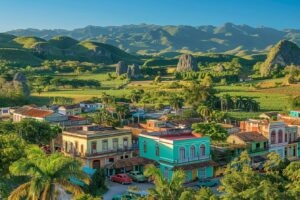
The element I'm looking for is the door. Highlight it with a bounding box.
[192,169,198,180]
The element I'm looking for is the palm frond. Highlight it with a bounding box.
[8,182,31,200]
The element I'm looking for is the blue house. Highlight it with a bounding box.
[139,130,217,182]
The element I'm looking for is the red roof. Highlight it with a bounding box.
[68,115,86,121]
[22,108,53,118]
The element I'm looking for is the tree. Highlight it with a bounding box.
[284,161,300,198]
[192,122,228,141]
[143,164,189,200]
[0,134,26,178]
[197,105,211,122]
[201,74,213,87]
[74,194,102,200]
[194,187,219,200]
[169,95,184,114]
[16,119,60,145]
[115,103,130,124]
[93,108,117,127]
[8,146,90,200]
[84,168,107,197]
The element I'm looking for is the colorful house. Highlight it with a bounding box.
[62,125,144,175]
[227,131,269,157]
[79,101,102,113]
[290,110,300,118]
[240,119,287,158]
[13,106,68,122]
[139,130,217,182]
[58,104,82,116]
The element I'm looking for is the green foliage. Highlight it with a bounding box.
[84,168,107,197]
[93,108,118,127]
[8,146,90,199]
[192,122,228,141]
[16,119,60,145]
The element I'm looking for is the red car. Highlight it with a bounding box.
[110,173,132,184]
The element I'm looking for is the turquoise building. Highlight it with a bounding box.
[290,110,300,118]
[139,130,216,182]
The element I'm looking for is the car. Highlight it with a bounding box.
[110,173,132,184]
[112,190,148,200]
[128,171,147,182]
[198,178,219,187]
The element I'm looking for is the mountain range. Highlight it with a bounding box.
[5,23,300,54]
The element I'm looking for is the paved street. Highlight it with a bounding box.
[103,181,154,200]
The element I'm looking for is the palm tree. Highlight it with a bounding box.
[8,146,90,200]
[197,105,211,122]
[169,95,183,115]
[143,164,189,200]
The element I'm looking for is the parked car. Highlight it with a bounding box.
[112,190,148,200]
[198,178,219,187]
[110,173,132,184]
[128,171,147,182]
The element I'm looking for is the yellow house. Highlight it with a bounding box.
[62,125,134,169]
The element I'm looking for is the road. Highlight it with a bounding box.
[103,181,154,200]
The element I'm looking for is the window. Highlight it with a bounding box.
[190,145,196,158]
[278,130,283,143]
[155,143,160,156]
[125,155,129,158]
[164,167,169,179]
[108,158,114,163]
[271,131,276,144]
[75,141,78,151]
[264,142,267,149]
[199,168,206,180]
[256,143,260,149]
[80,144,84,154]
[113,138,118,150]
[91,141,97,153]
[200,144,206,157]
[64,141,68,152]
[179,147,186,161]
[123,137,128,149]
[285,133,288,143]
[143,141,147,153]
[102,140,108,151]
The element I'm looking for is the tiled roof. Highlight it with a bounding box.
[14,106,54,118]
[233,131,268,142]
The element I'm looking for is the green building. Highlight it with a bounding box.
[139,130,217,182]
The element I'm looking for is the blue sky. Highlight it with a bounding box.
[0,0,299,32]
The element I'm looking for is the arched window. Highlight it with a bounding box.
[155,143,159,156]
[200,144,206,157]
[179,147,186,161]
[143,141,147,153]
[190,145,196,158]
[278,130,283,143]
[271,130,276,144]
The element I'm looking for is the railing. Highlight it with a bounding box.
[249,147,269,154]
[64,146,139,158]
[172,155,211,164]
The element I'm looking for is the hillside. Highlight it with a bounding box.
[0,33,139,66]
[260,40,300,76]
[6,23,300,54]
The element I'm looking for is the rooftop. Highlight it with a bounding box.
[232,131,268,142]
[63,125,131,138]
[14,106,54,118]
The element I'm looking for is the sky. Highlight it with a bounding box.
[0,0,299,32]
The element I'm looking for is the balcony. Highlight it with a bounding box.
[64,146,139,158]
[173,155,211,164]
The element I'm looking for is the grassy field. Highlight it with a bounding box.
[31,74,300,120]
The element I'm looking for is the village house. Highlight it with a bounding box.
[79,101,102,113]
[226,131,269,168]
[139,129,217,182]
[240,119,296,159]
[13,106,68,122]
[58,104,82,116]
[0,107,11,120]
[62,125,147,176]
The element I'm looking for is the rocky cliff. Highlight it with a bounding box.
[116,61,128,76]
[176,54,198,72]
[261,40,300,76]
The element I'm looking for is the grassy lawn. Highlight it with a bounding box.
[32,88,131,103]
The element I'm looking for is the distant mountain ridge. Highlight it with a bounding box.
[5,23,300,54]
[0,33,139,65]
